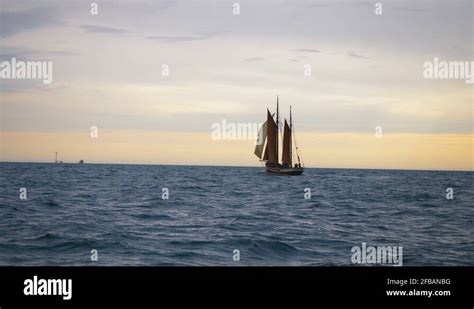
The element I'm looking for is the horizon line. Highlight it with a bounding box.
[1,160,472,173]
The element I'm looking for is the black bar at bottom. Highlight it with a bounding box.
[0,267,472,306]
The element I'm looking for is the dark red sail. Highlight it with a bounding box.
[282,119,292,166]
[266,109,278,164]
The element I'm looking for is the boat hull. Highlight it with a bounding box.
[265,165,304,176]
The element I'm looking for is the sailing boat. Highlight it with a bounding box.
[254,96,304,175]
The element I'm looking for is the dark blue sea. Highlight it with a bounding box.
[0,162,472,266]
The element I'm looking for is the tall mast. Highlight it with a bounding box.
[290,105,292,165]
[290,105,292,129]
[55,152,58,164]
[276,95,279,164]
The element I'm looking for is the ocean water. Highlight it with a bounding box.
[0,162,472,266]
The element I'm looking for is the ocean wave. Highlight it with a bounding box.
[0,163,472,266]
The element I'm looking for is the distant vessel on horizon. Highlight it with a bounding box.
[54,152,63,164]
[254,96,304,175]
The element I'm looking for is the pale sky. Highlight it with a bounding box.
[0,0,473,170]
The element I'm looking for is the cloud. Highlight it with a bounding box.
[0,47,77,59]
[0,7,62,37]
[145,35,211,43]
[292,48,320,53]
[289,55,308,62]
[80,25,128,35]
[244,57,265,61]
[347,51,368,59]
[145,30,227,43]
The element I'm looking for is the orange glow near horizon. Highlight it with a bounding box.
[1,130,472,171]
